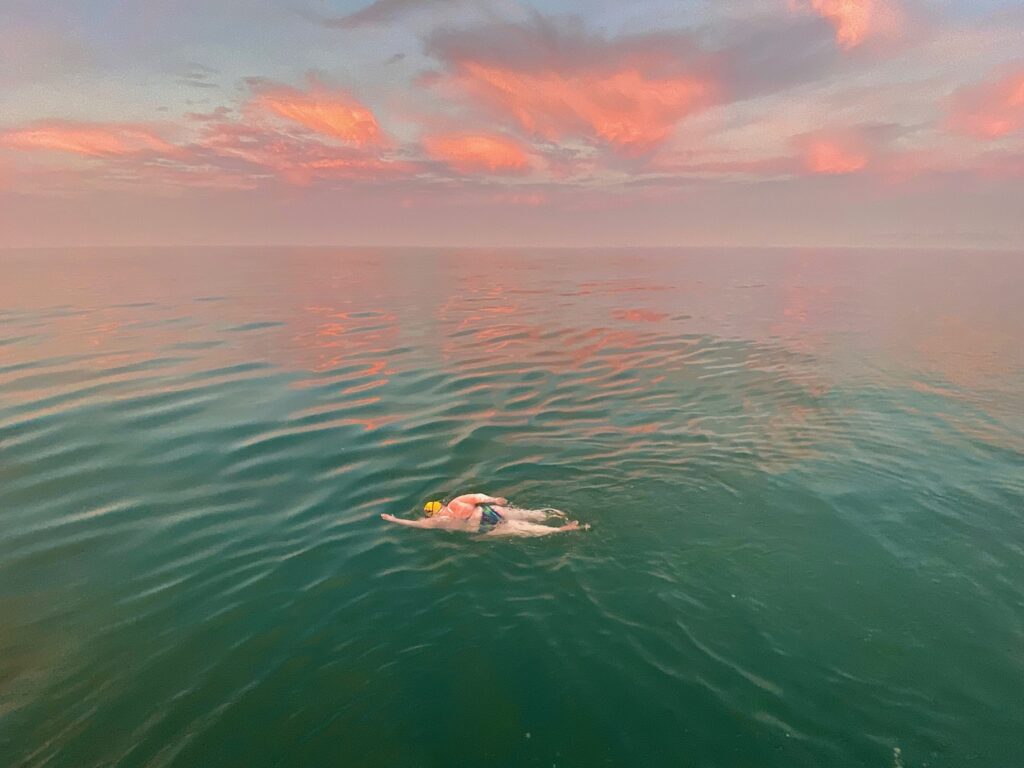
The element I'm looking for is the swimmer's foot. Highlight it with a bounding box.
[559,520,590,532]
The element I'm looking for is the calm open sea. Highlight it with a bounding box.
[0,249,1022,768]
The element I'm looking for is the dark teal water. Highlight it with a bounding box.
[1,249,1022,768]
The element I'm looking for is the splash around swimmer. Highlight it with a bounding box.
[381,492,589,537]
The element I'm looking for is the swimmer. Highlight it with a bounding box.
[381,492,588,537]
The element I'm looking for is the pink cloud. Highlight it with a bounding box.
[802,140,869,175]
[790,0,902,49]
[441,60,715,154]
[948,64,1024,139]
[422,132,529,173]
[425,24,721,155]
[250,79,387,147]
[1,113,412,193]
[653,126,889,180]
[196,120,411,185]
[0,120,174,157]
[792,127,886,175]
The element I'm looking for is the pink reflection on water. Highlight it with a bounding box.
[2,250,1020,449]
[613,309,669,323]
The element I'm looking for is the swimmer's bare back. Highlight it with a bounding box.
[380,492,588,537]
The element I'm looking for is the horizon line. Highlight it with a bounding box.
[2,243,1022,254]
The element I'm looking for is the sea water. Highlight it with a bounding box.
[1,248,1021,767]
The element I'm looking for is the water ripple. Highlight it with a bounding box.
[1,250,1022,768]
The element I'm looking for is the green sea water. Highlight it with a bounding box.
[1,249,1022,767]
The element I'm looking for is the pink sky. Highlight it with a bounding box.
[1,0,1022,248]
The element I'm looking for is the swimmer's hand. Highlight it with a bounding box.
[381,514,397,522]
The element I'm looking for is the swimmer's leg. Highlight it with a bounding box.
[496,506,545,522]
[498,506,568,522]
[486,520,588,537]
[540,507,569,519]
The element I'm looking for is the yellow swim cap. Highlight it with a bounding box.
[423,500,443,516]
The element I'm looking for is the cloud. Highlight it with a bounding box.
[0,120,174,157]
[947,63,1024,139]
[186,106,233,123]
[422,132,529,173]
[1,85,410,192]
[420,15,856,160]
[177,64,220,90]
[790,0,903,49]
[647,122,915,181]
[801,137,869,174]
[249,77,386,147]
[810,0,873,48]
[714,16,839,99]
[792,125,904,175]
[321,0,462,29]
[195,119,410,185]
[424,21,719,154]
[451,63,712,152]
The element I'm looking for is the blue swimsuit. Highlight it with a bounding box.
[478,504,504,532]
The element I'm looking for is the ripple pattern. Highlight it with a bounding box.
[1,249,1022,768]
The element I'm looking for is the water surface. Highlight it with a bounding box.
[1,249,1022,767]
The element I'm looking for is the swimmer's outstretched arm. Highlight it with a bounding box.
[380,514,440,528]
[451,493,508,506]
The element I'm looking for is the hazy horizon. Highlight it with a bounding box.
[3,243,1024,253]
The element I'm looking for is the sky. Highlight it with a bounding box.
[1,0,1023,248]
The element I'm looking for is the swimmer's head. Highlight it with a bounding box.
[423,500,443,517]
